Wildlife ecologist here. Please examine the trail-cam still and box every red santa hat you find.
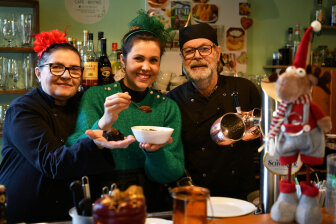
[292,21,321,69]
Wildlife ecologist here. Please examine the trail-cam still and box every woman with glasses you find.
[67,10,184,212]
[0,29,134,223]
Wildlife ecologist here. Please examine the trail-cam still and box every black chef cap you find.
[179,23,218,49]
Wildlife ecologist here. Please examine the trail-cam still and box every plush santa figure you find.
[268,21,332,224]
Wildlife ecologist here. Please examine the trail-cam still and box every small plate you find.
[146,218,172,224]
[207,197,256,217]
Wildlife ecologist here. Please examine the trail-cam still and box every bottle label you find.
[83,62,98,80]
[100,67,112,77]
[110,61,117,68]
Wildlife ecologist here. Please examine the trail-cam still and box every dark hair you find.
[38,43,81,67]
[121,30,165,61]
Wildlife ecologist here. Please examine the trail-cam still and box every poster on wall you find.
[146,0,252,74]
[65,0,109,24]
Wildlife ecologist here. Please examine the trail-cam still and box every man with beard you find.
[167,23,261,200]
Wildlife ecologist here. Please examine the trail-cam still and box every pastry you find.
[103,128,124,141]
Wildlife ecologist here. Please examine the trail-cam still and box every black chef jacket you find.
[0,87,115,223]
[167,75,261,200]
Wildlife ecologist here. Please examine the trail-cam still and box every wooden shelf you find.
[322,25,336,30]
[0,0,39,8]
[0,47,34,53]
[263,65,289,69]
[263,65,336,69]
[0,90,29,95]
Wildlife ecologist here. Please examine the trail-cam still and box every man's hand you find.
[317,116,332,133]
[86,129,135,149]
[139,137,173,152]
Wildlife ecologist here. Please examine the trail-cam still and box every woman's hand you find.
[86,129,135,149]
[139,137,173,152]
[98,92,131,130]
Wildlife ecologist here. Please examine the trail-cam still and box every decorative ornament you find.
[124,9,172,44]
[33,28,68,60]
[266,20,331,224]
[241,17,253,30]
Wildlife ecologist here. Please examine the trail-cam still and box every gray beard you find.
[183,65,216,90]
[184,64,213,80]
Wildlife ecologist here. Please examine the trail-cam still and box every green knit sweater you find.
[67,81,184,184]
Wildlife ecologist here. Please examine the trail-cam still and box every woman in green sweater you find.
[67,11,184,211]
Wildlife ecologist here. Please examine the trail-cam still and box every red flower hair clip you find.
[33,29,68,60]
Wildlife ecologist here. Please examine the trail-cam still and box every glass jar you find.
[326,50,335,67]
[317,45,328,67]
[331,5,336,26]
[312,53,322,67]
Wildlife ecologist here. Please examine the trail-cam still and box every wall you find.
[39,0,336,76]
[39,0,144,51]
[248,0,336,76]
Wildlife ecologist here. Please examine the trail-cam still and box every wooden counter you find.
[208,209,336,224]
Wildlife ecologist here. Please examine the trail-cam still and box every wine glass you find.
[2,19,16,47]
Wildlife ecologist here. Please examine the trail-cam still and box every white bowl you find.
[131,126,174,145]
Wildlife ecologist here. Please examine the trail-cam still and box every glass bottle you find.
[293,24,301,58]
[82,33,98,90]
[96,31,104,57]
[67,37,73,46]
[112,50,125,82]
[315,0,326,24]
[285,27,294,64]
[83,29,89,49]
[109,42,118,67]
[98,38,114,85]
[76,41,84,61]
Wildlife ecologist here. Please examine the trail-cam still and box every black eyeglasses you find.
[181,45,216,59]
[39,63,83,78]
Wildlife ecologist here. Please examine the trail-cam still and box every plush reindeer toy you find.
[268,21,332,224]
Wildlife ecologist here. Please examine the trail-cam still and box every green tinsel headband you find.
[123,9,173,45]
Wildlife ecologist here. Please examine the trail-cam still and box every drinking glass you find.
[6,59,19,90]
[0,105,9,131]
[2,57,9,90]
[23,54,34,89]
[325,153,336,217]
[171,186,210,224]
[0,56,5,90]
[0,18,4,47]
[2,19,16,47]
[20,14,33,47]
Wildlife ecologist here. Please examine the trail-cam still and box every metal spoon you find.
[131,101,152,113]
